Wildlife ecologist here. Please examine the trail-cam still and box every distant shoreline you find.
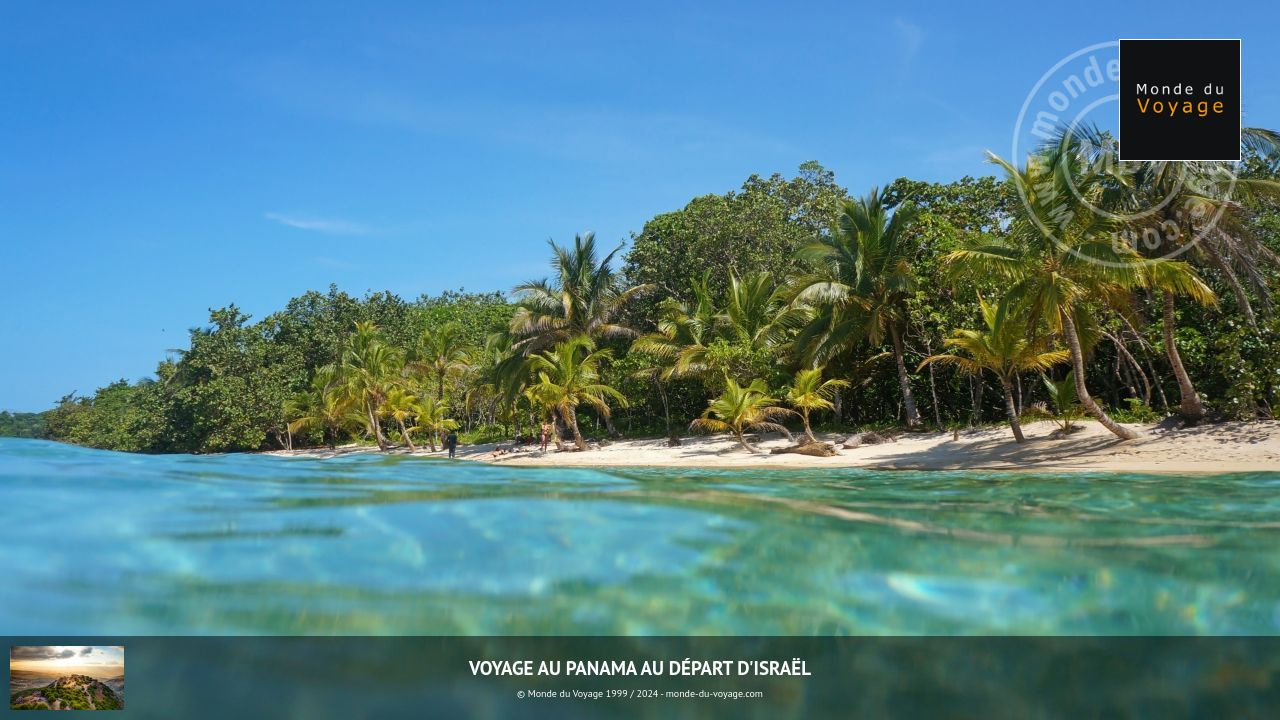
[265,419,1280,474]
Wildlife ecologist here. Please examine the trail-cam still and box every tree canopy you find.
[18,151,1280,452]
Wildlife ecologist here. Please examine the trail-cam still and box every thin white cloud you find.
[893,18,925,61]
[265,212,371,235]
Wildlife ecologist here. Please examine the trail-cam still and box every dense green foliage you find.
[39,286,514,453]
[0,411,46,438]
[623,160,847,316]
[10,677,122,711]
[29,149,1280,453]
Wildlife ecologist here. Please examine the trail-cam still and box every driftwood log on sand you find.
[771,442,839,457]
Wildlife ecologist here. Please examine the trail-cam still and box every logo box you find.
[1119,39,1240,161]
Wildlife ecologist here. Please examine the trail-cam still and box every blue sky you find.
[3,1,1279,411]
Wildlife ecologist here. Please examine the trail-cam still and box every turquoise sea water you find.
[1,437,1278,635]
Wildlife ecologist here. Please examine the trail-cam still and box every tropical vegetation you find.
[12,137,1280,453]
[691,379,795,453]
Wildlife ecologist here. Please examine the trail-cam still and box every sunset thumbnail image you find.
[10,646,124,711]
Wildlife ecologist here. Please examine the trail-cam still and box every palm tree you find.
[511,233,648,438]
[632,270,720,380]
[919,297,1069,442]
[793,188,923,425]
[480,331,539,440]
[283,391,319,450]
[947,146,1148,440]
[1057,125,1230,422]
[510,232,650,352]
[409,322,473,403]
[1144,260,1217,422]
[785,368,849,443]
[284,364,357,449]
[408,322,473,444]
[526,336,628,451]
[1110,127,1280,329]
[690,378,796,453]
[635,269,806,387]
[1042,371,1084,432]
[339,321,403,451]
[721,271,809,349]
[381,387,422,451]
[414,397,458,453]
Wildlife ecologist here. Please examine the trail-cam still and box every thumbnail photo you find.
[10,646,123,711]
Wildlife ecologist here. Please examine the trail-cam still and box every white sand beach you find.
[268,419,1280,473]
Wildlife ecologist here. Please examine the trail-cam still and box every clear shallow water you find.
[1,438,1278,635]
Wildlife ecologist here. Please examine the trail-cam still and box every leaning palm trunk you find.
[395,419,417,452]
[564,405,588,451]
[734,429,759,453]
[1163,291,1206,423]
[1000,378,1025,443]
[800,409,816,444]
[1061,312,1141,440]
[1201,238,1259,330]
[367,403,390,451]
[550,409,567,451]
[603,414,621,439]
[889,323,921,426]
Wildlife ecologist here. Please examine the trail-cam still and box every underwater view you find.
[2,437,1278,636]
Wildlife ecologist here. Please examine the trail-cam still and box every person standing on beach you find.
[446,429,458,459]
[540,422,551,452]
